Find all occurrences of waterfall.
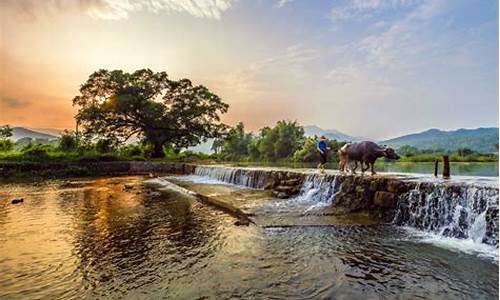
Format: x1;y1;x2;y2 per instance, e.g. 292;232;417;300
394;183;499;247
186;165;499;248
295;174;341;211
193;165;269;189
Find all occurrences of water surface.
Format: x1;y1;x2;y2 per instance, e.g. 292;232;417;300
0;176;497;299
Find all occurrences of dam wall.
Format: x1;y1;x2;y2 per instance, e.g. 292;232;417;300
191;165;499;247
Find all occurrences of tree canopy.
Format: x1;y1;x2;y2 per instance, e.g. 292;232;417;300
73;69;228;157
0;125;12;139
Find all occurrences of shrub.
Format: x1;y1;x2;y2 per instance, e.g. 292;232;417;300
121;145;143;157
21;144;55;160
58;131;79;152
95;138;118;153
0;139;14;152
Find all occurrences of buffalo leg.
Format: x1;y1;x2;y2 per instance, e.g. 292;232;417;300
361;161;370;173
371;163;377;175
351;161;358;174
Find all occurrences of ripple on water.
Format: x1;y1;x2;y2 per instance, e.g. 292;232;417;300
0;177;498;300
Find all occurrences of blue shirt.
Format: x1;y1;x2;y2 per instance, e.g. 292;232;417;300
318;140;327;151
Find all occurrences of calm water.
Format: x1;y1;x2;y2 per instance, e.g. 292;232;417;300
232;161;499;177
0;176;498;299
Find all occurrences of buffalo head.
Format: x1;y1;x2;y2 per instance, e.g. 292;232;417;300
383;147;400;160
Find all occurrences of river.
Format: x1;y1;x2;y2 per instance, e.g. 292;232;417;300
0;175;497;299
232;161;499;177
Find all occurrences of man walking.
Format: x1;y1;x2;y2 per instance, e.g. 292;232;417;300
317;136;330;174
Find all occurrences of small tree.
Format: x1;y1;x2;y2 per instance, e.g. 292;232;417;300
258;121;304;160
220;122;254;160
0;125;12;139
0;125;14;152
58;131;79;152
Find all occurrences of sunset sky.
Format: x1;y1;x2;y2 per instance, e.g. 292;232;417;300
0;0;498;140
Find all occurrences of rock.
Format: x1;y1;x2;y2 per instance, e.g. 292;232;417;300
373;191;396;208
11;198;24;204
123;184;134;190
234;219;250;226
282;178;301;186
274;192;289;199
275;186;295;193
263;178;278;190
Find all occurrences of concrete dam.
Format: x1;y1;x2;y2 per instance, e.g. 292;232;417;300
189;164;499;247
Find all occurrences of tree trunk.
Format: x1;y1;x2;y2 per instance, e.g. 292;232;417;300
151;142;165;158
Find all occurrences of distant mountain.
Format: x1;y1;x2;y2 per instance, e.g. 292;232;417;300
382;127;499;153
29;127;66;137
303;125;369;142
10;127;58;141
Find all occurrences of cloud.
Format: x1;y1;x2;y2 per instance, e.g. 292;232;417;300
0;96;26;108
1;0;235;20
278;0;293;7
222;44;319;94
327;0;450;80
330;0;420;23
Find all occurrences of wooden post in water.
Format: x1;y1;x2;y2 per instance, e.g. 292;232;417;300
442;155;450;178
434;160;439;177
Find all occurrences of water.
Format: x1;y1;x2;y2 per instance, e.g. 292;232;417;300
232;161;499;177
0;176;497;299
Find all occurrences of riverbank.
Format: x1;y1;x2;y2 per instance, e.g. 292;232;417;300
1;159;498;182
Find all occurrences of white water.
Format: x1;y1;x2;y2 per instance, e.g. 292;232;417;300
193;166;268;188
394;183;499;246
403;227;499;262
287;174;341;213
172;165;499;259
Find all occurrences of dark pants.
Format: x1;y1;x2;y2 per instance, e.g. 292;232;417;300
319;152;327;164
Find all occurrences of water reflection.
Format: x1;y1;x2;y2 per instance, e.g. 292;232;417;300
232;161;499;177
0;177;498;299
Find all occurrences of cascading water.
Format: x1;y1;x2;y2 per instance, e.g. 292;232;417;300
394;183;499;247
287;174;341;212
184;165;499;248
193;165;269;189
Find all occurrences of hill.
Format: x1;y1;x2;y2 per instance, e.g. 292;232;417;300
303;125;369;142
382;127;499;153
10;127;58;141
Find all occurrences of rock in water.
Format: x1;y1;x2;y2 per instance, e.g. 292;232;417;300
11;198;24;204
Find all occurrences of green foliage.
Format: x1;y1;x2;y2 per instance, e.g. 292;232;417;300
292;136;346;162
121;145;143;157
21;144;55;160
397;144;498;162
258;121;305;160
220;122;254;160
457;148;474;156
0;139;14;152
58;131;79;152
211;138;224;155
95;138;119;153
73;69;228;158
0;125;12;139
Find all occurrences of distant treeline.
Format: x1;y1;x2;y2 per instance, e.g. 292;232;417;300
0;122;497;163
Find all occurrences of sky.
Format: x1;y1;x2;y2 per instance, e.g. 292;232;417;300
0;0;498;140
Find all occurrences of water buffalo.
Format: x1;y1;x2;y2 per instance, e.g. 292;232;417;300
338;141;400;175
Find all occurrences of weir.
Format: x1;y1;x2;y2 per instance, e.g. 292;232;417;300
189;165;499;247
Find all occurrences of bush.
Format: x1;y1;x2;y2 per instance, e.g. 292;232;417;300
121;145;143;157
58;131;79;152
0;139;14;152
95;138;118;153
21;144;55;160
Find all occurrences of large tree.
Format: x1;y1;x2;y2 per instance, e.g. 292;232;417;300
73;69;228;157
